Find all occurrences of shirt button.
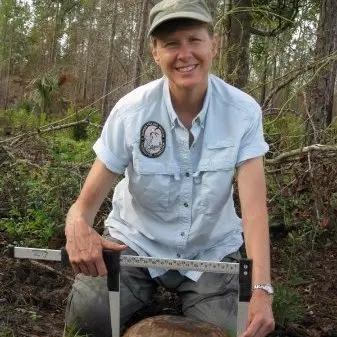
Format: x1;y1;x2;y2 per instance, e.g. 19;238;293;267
185;172;190;177
180;232;185;237
177;253;181;258
184;202;189;207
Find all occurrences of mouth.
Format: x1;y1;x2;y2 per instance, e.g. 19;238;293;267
175;65;198;73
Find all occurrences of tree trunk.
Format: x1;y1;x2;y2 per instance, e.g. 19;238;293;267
50;0;60;65
306;0;337;144
101;0;118;118
217;0;230;79
259;38;269;106
224;0;253;89
81;0;96;104
4;23;13;110
4;43;12;109
132;0;150;89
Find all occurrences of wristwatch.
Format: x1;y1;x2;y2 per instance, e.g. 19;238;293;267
252;283;274;295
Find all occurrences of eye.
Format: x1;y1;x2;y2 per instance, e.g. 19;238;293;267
191;38;202;43
165;41;178;48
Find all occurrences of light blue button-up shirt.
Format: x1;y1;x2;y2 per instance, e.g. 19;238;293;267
93;75;269;281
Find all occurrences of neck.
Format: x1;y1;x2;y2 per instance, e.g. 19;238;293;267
169;83;207;118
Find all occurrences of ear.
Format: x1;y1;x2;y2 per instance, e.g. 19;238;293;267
152;46;160;64
211;38;218;58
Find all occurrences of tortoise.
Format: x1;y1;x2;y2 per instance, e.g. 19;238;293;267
123;315;229;337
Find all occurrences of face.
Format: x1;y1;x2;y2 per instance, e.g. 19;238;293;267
152;24;216;95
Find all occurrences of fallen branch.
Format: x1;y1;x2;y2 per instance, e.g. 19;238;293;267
30;260;74;282
0;119;89;146
265;144;337;165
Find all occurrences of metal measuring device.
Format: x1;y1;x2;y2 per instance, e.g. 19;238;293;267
8;246;252;337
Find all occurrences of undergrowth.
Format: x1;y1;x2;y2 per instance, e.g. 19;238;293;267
0;108;336;330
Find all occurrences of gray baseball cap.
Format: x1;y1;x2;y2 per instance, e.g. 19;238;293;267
148;0;213;36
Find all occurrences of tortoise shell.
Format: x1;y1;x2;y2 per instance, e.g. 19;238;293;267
123;315;229;337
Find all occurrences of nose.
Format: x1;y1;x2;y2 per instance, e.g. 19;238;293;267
176;42;192;61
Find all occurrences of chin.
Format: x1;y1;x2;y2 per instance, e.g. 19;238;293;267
176;80;206;91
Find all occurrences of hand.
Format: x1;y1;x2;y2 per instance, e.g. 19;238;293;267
239;290;275;337
65;216;127;277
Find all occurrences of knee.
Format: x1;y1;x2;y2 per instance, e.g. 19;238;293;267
183;292;238;335
65;275;112;337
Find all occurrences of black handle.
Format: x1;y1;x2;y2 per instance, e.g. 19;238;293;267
239;258;252;302
61;247;121;292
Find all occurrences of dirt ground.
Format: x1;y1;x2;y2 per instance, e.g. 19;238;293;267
0;231;336;337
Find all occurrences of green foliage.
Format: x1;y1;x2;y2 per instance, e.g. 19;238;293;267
264;113;305;155
48;107;101;162
0;106;105;247
15;98;35;113
0;109;48;134
0;326;13;337
50;135;96;163
251;0;299;33
0;0;31;65
325;119;337;145
63;324;89;337
0;161;82;247
31;74;60;114
272;283;305;326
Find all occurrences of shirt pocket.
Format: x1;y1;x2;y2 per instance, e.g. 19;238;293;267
198;141;237;215
129;158;180;212
206;140;237;170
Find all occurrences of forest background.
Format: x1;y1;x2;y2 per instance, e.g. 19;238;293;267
0;0;337;336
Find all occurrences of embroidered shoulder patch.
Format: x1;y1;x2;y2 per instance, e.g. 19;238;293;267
140;121;166;158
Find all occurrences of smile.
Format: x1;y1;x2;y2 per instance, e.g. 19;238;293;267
176;65;197;73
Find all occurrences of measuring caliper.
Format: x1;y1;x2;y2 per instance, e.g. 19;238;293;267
8;246;252;337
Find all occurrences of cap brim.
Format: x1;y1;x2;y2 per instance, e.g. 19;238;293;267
148;11;212;36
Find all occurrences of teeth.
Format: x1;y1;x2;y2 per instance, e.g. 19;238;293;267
177;65;196;72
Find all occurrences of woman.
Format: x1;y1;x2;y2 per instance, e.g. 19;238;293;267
64;1;275;336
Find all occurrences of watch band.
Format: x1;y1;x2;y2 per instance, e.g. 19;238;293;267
252;283;274;295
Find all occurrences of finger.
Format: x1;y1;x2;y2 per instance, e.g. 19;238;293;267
240;319;260;337
254;318;275;337
85;260;99;277
101;238;127;251
76;249;100;276
78;262;90;276
96;256;108;276
71;262;81;275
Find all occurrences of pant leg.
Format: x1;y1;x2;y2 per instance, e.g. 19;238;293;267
177;251;241;336
64;245;155;337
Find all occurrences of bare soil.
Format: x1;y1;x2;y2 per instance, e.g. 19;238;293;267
0;231;336;337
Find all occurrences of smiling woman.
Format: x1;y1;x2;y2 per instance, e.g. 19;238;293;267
63;1;274;337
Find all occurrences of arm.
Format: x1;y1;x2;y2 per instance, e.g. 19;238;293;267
237;157;275;337
65;158;126;276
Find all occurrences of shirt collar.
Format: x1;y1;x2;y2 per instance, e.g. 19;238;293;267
163;76;212;130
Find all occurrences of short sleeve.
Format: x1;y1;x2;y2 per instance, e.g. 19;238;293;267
93;107;131;174
236;105;269;165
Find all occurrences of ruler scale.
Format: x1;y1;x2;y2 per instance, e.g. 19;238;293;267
8;245;252;337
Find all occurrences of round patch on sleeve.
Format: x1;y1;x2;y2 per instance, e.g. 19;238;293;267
140;121;166;158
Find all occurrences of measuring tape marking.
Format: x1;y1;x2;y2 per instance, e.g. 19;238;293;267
120;255;239;274
10;246;240;274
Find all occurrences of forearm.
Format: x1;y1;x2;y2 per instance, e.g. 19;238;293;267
242;210;271;285
237;157;271;285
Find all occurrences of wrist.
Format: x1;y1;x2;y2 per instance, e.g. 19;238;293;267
252;283;274;296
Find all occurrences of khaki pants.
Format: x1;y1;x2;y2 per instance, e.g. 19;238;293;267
64;241;240;337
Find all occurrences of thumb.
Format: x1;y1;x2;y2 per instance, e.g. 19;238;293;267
101;237;127;251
